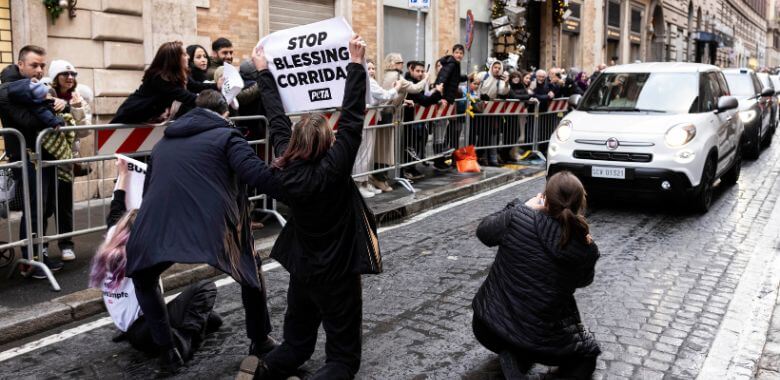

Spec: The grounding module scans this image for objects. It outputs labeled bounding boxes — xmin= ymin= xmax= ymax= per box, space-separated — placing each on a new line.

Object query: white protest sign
xmin=113 ymin=154 xmax=147 ymax=210
xmin=258 ymin=17 xmax=356 ymax=113
xmin=222 ymin=62 xmax=244 ymax=109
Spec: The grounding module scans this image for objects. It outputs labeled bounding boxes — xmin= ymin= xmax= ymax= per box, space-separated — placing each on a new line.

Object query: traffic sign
xmin=408 ymin=0 xmax=430 ymax=9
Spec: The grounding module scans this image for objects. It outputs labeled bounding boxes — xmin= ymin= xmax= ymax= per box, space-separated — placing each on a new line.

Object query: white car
xmin=547 ymin=63 xmax=743 ymax=212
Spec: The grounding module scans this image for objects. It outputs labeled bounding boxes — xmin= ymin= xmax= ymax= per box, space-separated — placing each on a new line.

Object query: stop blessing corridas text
xmin=273 ymin=32 xmax=349 ymax=88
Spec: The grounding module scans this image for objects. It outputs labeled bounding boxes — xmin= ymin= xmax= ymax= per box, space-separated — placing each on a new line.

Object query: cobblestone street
xmin=2 ymin=139 xmax=780 ymax=379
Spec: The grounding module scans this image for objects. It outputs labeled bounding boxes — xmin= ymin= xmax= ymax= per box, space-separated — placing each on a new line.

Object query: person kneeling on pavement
xmin=89 ymin=159 xmax=222 ymax=369
xmin=472 ymin=171 xmax=601 ymax=379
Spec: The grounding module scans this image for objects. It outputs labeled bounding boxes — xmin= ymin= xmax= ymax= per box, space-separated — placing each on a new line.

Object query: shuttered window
xmin=269 ymin=0 xmax=336 ymax=33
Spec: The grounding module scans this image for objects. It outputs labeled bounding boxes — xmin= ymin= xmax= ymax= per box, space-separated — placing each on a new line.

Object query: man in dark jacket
xmin=206 ymin=37 xmax=234 ymax=79
xmin=0 ymin=45 xmax=66 ymax=277
xmin=401 ymin=61 xmax=440 ymax=179
xmin=530 ymin=69 xmax=556 ymax=112
xmin=125 ymin=89 xmax=285 ymax=373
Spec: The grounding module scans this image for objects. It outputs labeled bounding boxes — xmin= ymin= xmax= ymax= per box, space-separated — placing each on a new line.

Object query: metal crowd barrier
xmin=15 ymin=96 xmax=571 ymax=291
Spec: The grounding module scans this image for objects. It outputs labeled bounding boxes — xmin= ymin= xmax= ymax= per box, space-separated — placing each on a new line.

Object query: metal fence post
xmin=463 ymin=106 xmax=471 ymax=148
xmin=531 ymin=105 xmax=540 ymax=154
xmin=393 ymin=104 xmax=403 ymax=181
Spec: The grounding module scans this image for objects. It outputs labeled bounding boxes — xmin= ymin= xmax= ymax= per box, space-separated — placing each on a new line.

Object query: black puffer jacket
xmin=0 ymin=65 xmax=53 ymax=161
xmin=472 ymin=199 xmax=601 ymax=359
xmin=435 ymin=55 xmax=463 ymax=104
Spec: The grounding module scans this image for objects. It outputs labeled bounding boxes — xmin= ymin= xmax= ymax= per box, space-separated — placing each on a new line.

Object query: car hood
xmin=565 ymin=111 xmax=699 ymax=135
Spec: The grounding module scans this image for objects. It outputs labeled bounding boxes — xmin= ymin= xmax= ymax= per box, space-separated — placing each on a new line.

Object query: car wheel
xmin=721 ymin=143 xmax=741 ymax=186
xmin=691 ymin=156 xmax=716 ymax=213
xmin=746 ymin=126 xmax=761 ymax=159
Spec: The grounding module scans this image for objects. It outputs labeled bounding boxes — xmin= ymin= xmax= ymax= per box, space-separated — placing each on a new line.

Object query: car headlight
xmin=739 ymin=110 xmax=757 ymax=123
xmin=555 ymin=120 xmax=573 ymax=142
xmin=665 ymin=123 xmax=696 ymax=148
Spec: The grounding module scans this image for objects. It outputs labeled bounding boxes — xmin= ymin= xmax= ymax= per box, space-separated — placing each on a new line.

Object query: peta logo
xmin=309 ymin=88 xmax=332 ymax=102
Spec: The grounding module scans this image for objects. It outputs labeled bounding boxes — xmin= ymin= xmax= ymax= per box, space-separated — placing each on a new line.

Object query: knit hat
xmin=29 ymin=80 xmax=49 ymax=101
xmin=48 ymin=59 xmax=77 ymax=80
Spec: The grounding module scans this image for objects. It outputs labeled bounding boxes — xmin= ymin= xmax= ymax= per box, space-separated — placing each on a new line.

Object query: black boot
xmin=499 ymin=350 xmax=532 ymax=380
xmin=249 ymin=336 xmax=279 ymax=357
xmin=158 ymin=346 xmax=184 ymax=375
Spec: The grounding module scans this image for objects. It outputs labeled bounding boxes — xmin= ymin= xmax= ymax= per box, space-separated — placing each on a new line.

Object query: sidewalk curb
xmin=0 ymin=165 xmax=544 ymax=346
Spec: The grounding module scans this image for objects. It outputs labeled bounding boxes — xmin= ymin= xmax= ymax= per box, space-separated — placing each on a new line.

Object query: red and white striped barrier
xmin=482 ymin=101 xmax=530 ymax=114
xmin=322 ymin=109 xmax=379 ymax=131
xmin=548 ymin=98 xmax=569 ymax=112
xmin=98 ymin=126 xmax=165 ymax=155
xmin=413 ymin=103 xmax=456 ymax=121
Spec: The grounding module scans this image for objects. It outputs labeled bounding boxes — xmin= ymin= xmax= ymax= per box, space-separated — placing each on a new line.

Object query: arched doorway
xmin=649 ymin=1 xmax=666 ymax=62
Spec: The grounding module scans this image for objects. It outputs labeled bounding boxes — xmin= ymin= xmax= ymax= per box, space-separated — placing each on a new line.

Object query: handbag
xmin=452 ymin=145 xmax=481 ymax=173
xmin=0 ymin=168 xmax=23 ymax=212
xmin=350 ymin=183 xmax=383 ymax=275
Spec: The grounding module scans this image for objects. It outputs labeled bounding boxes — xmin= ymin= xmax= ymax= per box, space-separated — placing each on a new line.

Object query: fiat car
xmin=547 ymin=63 xmax=743 ymax=212
xmin=723 ymin=68 xmax=775 ymax=157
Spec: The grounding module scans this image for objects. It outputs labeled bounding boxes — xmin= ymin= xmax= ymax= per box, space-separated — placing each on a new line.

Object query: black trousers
xmin=265 ymin=274 xmax=363 ymax=380
xmin=132 ymin=262 xmax=272 ymax=352
xmin=125 ymin=279 xmax=217 ymax=359
xmin=55 ymin=179 xmax=74 ymax=250
xmin=472 ymin=316 xmax=597 ymax=380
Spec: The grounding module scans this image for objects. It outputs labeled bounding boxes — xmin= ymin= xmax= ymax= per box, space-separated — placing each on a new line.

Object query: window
xmin=607 ymin=1 xmax=621 ymax=29
xmin=630 ymin=8 xmax=642 ymax=34
xmin=579 ymin=72 xmax=700 ymax=114
xmin=701 ymin=73 xmax=721 ymax=112
xmin=717 ymin=73 xmax=730 ymax=96
xmin=569 ymin=2 xmax=581 ymax=19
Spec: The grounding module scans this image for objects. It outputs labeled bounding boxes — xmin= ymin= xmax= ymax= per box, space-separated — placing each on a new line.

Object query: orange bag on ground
xmin=453 ymin=145 xmax=481 ymax=173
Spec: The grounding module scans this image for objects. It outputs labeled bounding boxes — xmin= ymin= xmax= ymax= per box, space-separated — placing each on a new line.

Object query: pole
xmin=415 ymin=8 xmax=422 ymax=60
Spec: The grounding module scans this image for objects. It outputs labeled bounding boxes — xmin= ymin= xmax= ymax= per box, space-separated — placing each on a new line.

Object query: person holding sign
xmin=247 ymin=35 xmax=376 ymax=380
xmin=124 ymin=89 xmax=286 ymax=374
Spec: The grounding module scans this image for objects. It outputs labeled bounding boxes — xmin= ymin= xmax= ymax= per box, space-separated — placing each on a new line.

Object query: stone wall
xmin=351 ymin=0 xmax=378 ymax=64
xmin=436 ymin=0 xmax=457 ymax=58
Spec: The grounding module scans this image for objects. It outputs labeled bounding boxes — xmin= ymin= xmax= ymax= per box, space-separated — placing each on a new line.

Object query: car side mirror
xmin=716 ymin=96 xmax=738 ymax=113
xmin=761 ymin=88 xmax=775 ymax=97
xmin=568 ymin=94 xmax=582 ymax=109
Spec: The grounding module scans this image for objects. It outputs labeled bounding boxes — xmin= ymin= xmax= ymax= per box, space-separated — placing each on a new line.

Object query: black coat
xmin=472 ymin=199 xmax=601 ymax=359
xmin=111 ymin=75 xmax=201 ymax=124
xmin=125 ymin=107 xmax=284 ymax=289
xmin=435 ymin=55 xmax=463 ymax=104
xmin=0 ymin=65 xmax=53 ymax=161
xmin=404 ymin=72 xmax=441 ymax=122
xmin=559 ymin=77 xmax=583 ymax=97
xmin=508 ymin=82 xmax=532 ymax=101
xmin=259 ymin=62 xmax=370 ymax=284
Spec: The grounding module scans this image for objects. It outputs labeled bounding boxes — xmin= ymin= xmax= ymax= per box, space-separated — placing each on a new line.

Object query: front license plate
xmin=591 ymin=166 xmax=625 ymax=179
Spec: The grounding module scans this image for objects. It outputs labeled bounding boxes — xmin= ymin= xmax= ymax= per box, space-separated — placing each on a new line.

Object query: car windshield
xmin=724 ymin=73 xmax=756 ymax=97
xmin=757 ymin=74 xmax=773 ymax=90
xmin=579 ymin=72 xmax=698 ymax=114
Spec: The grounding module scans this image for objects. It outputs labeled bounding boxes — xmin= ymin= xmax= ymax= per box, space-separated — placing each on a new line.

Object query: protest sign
xmin=222 ymin=62 xmax=244 ymax=109
xmin=258 ymin=17 xmax=366 ymax=113
xmin=113 ymin=154 xmax=147 ymax=210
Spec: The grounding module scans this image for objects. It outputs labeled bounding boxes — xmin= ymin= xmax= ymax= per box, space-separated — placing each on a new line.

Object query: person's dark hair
xmin=509 ymin=71 xmax=524 ymax=82
xmin=452 ymin=44 xmax=465 ymax=53
xmin=18 ymin=45 xmax=46 ymax=62
xmin=212 ymin=37 xmax=233 ymax=52
xmin=272 ymin=114 xmax=334 ymax=169
xmin=186 ymin=44 xmax=211 ymax=82
xmin=196 ymin=90 xmax=229 ymax=115
xmin=407 ymin=60 xmax=424 ymax=71
xmin=543 ymin=171 xmax=590 ymax=248
xmin=144 ymin=41 xmax=188 ymax=87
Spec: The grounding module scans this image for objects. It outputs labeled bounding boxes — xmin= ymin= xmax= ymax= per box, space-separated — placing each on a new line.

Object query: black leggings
xmin=125 ymin=279 xmax=217 ymax=359
xmin=472 ymin=317 xmax=597 ymax=380
xmin=132 ymin=262 xmax=272 ymax=352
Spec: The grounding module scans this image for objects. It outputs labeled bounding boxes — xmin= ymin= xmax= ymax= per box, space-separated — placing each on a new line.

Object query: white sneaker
xmin=358 ymin=186 xmax=375 ymax=198
xmin=365 ymin=183 xmax=382 ymax=194
xmin=61 ymin=248 xmax=76 ymax=261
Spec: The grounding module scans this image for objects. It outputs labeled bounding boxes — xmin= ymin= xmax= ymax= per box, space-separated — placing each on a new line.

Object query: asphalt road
xmin=2 ymin=135 xmax=780 ymax=379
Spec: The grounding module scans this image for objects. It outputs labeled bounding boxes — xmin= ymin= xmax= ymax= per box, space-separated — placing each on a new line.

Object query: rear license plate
xmin=591 ymin=166 xmax=625 ymax=179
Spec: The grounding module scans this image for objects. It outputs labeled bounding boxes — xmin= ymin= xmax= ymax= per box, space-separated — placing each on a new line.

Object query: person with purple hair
xmin=89 ymin=159 xmax=222 ymax=371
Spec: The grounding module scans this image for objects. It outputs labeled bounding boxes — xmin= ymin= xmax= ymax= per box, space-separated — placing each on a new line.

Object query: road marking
xmin=0 ymin=173 xmax=544 ymax=362
xmin=697 ymin=192 xmax=780 ymax=379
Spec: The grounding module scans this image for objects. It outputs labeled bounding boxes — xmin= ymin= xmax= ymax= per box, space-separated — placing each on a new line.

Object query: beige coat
xmin=381 ymin=70 xmax=427 ymax=107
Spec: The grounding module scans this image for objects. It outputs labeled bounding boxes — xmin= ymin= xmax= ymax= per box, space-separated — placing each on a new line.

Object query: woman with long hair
xmin=112 ymin=41 xmax=219 ymax=124
xmin=124 ymin=89 xmax=285 ymax=374
xmin=90 ymin=160 xmax=221 ymax=370
xmin=186 ymin=44 xmax=211 ymax=84
xmin=472 ymin=171 xmax=601 ymax=379
xmin=244 ymin=35 xmax=377 ymax=380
